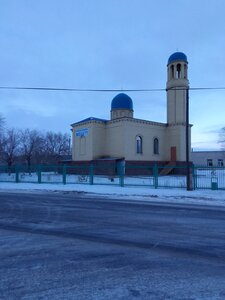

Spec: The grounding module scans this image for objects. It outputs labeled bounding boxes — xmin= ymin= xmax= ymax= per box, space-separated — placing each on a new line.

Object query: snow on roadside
xmin=0 ymin=182 xmax=225 ymax=207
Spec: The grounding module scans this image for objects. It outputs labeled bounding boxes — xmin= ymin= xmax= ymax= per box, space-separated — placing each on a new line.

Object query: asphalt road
xmin=0 ymin=191 xmax=225 ymax=300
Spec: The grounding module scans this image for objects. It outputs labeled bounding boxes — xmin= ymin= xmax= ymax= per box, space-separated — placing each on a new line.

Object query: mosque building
xmin=71 ymin=52 xmax=191 ymax=167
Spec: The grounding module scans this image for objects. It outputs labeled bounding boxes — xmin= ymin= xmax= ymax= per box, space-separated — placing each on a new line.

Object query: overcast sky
xmin=1 ymin=0 xmax=225 ymax=150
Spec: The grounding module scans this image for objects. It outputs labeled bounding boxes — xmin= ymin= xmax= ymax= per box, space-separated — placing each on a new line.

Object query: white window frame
xmin=207 ymin=159 xmax=213 ymax=167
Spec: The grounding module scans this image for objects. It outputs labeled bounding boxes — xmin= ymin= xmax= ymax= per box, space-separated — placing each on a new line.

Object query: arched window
xmin=176 ymin=64 xmax=181 ymax=78
xmin=79 ymin=136 xmax=86 ymax=155
xmin=170 ymin=65 xmax=174 ymax=79
xmin=184 ymin=64 xmax=187 ymax=79
xmin=153 ymin=138 xmax=159 ymax=155
xmin=136 ymin=136 xmax=142 ymax=154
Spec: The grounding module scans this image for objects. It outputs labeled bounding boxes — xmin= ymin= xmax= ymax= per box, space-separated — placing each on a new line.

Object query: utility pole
xmin=186 ymin=87 xmax=192 ymax=190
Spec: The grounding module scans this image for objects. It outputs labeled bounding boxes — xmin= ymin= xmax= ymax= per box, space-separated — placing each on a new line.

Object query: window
xmin=153 ymin=138 xmax=159 ymax=155
xmin=79 ymin=136 xmax=86 ymax=155
xmin=207 ymin=159 xmax=213 ymax=167
xmin=170 ymin=65 xmax=174 ymax=79
xmin=176 ymin=64 xmax=181 ymax=78
xmin=218 ymin=159 xmax=224 ymax=167
xmin=136 ymin=136 xmax=142 ymax=154
xmin=184 ymin=64 xmax=187 ymax=79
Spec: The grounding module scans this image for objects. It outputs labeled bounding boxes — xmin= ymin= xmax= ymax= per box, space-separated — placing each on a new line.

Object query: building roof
xmin=168 ymin=52 xmax=188 ymax=65
xmin=108 ymin=116 xmax=166 ymax=127
xmin=71 ymin=115 xmax=166 ymax=127
xmin=71 ymin=117 xmax=108 ymax=126
xmin=111 ymin=93 xmax=133 ymax=110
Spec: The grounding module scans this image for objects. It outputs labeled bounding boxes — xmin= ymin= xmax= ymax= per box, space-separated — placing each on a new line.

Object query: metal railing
xmin=0 ymin=164 xmax=224 ymax=190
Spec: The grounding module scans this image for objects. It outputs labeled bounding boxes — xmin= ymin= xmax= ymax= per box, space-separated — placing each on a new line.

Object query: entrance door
xmin=171 ymin=146 xmax=177 ymax=161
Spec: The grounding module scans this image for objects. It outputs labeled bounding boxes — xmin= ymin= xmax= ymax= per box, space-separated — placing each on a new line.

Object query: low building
xmin=191 ymin=151 xmax=225 ymax=167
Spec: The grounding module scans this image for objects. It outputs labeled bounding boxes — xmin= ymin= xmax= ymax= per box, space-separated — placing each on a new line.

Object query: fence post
xmin=192 ymin=165 xmax=196 ymax=190
xmin=63 ymin=165 xmax=67 ymax=185
xmin=119 ymin=163 xmax=124 ymax=187
xmin=15 ymin=165 xmax=19 ymax=183
xmin=89 ymin=164 xmax=94 ymax=185
xmin=153 ymin=164 xmax=158 ymax=189
xmin=38 ymin=165 xmax=42 ymax=184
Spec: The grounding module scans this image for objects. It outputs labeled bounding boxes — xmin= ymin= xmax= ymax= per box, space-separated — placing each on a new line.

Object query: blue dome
xmin=111 ymin=93 xmax=133 ymax=110
xmin=168 ymin=52 xmax=188 ymax=65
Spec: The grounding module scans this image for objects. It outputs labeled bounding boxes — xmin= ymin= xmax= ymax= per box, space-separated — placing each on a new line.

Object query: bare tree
xmin=0 ymin=114 xmax=5 ymax=147
xmin=19 ymin=129 xmax=43 ymax=167
xmin=0 ymin=126 xmax=71 ymax=167
xmin=0 ymin=114 xmax=4 ymax=158
xmin=0 ymin=128 xmax=20 ymax=168
xmin=218 ymin=127 xmax=225 ymax=150
xmin=43 ymin=131 xmax=71 ymax=163
xmin=0 ymin=114 xmax=4 ymax=132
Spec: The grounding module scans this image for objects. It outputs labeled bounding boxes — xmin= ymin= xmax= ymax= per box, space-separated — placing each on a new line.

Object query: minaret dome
xmin=167 ymin=51 xmax=188 ymax=84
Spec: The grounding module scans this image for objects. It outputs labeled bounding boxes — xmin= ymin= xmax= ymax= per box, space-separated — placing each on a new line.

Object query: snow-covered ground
xmin=0 ymin=179 xmax=225 ymax=207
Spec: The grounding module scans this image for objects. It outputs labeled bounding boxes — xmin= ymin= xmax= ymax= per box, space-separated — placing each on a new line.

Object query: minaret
xmin=166 ymin=52 xmax=189 ymax=125
xmin=166 ymin=52 xmax=191 ymax=162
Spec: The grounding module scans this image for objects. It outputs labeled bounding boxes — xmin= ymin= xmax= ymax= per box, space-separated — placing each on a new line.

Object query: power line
xmin=0 ymin=86 xmax=164 ymax=92
xmin=0 ymin=86 xmax=225 ymax=92
xmin=189 ymin=87 xmax=225 ymax=90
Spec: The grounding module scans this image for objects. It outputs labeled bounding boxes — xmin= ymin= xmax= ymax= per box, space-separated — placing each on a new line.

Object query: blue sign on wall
xmin=76 ymin=128 xmax=89 ymax=137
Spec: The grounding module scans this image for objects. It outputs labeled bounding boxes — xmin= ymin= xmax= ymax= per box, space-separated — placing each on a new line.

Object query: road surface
xmin=0 ymin=191 xmax=225 ymax=299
